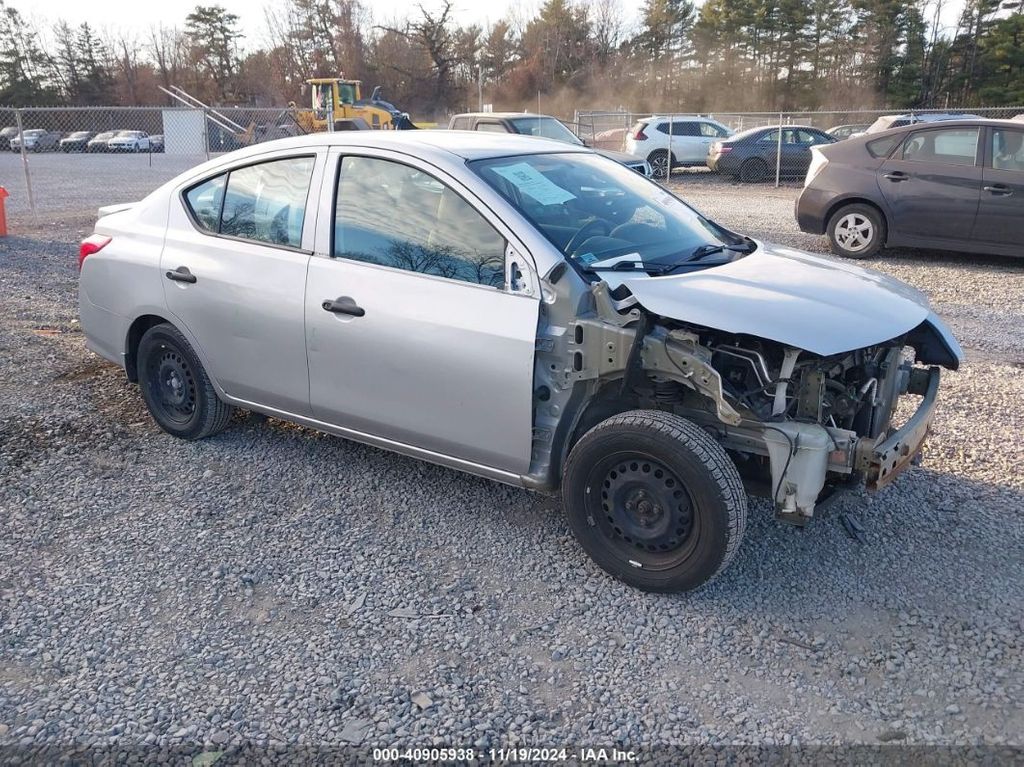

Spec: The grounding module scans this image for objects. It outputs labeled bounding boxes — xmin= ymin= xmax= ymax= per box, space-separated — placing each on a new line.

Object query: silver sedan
xmin=78 ymin=131 xmax=961 ymax=592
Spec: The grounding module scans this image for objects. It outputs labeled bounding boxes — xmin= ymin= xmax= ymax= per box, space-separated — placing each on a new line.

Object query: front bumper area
xmin=861 ymin=366 xmax=941 ymax=491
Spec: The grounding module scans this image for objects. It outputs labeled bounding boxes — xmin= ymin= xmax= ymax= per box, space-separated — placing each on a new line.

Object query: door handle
xmin=983 ymin=184 xmax=1012 ymax=196
xmin=883 ymin=171 xmax=908 ymax=182
xmin=165 ymin=266 xmax=197 ymax=283
xmin=322 ymin=296 xmax=365 ymax=317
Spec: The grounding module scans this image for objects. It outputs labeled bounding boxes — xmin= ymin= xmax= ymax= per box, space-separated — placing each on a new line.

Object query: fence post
xmin=203 ymin=108 xmax=211 ymax=161
xmin=666 ymin=113 xmax=673 ymax=183
xmin=14 ymin=109 xmax=35 ymax=215
xmin=775 ymin=111 xmax=783 ymax=188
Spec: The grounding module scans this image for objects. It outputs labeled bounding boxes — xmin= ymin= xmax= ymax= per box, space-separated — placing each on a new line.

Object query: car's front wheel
xmin=137 ymin=323 xmax=234 ymax=440
xmin=827 ymin=203 xmax=886 ymax=259
xmin=562 ymin=410 xmax=747 ymax=593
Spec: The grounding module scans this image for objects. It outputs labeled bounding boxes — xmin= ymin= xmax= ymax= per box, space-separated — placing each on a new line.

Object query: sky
xmin=14 ymin=0 xmax=967 ymax=53
xmin=14 ymin=0 xmax=547 ymax=51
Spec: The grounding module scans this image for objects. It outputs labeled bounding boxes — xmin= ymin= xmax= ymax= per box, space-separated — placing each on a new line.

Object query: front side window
xmin=471 ymin=153 xmax=748 ymax=277
xmin=902 ymin=128 xmax=979 ymax=166
xmin=509 ymin=117 xmax=583 ymax=145
xmin=333 ymin=156 xmax=506 ymax=288
xmin=184 ymin=156 xmax=314 ymax=247
xmin=991 ymin=128 xmax=1024 ymax=171
xmin=699 ymin=122 xmax=727 ymax=137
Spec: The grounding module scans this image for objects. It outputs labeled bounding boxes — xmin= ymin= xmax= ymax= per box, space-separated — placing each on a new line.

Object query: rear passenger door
xmin=972 ymin=126 xmax=1024 ymax=247
xmin=876 ymin=126 xmax=982 ymax=242
xmin=161 ymin=150 xmax=325 ymax=415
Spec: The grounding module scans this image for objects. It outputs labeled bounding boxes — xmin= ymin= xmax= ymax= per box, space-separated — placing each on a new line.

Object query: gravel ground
xmin=1 ymin=174 xmax=1022 ymax=759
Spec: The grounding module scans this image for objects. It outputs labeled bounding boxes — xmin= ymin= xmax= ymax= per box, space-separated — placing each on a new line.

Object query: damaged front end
xmin=529 ymin=275 xmax=959 ymax=525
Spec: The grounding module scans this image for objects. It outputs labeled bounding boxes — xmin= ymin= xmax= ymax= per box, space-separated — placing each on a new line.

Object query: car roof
xmin=211 ymin=130 xmax=589 ymax=163
xmin=644 ymin=115 xmax=715 ymax=122
xmin=452 ymin=112 xmax=558 ymax=120
xmin=728 ymin=124 xmax=823 ymax=140
xmin=863 ymin=117 xmax=1022 ymax=137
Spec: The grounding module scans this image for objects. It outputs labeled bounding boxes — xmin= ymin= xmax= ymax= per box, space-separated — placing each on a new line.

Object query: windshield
xmin=509 ymin=117 xmax=583 ymax=146
xmin=471 ymin=152 xmax=749 ymax=275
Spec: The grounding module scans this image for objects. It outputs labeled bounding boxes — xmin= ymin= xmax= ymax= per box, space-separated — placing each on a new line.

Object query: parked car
xmin=107 ymin=130 xmax=151 ymax=152
xmin=796 ymin=118 xmax=1023 ymax=260
xmin=87 ymin=131 xmax=118 ymax=152
xmin=60 ymin=131 xmax=95 ymax=152
xmin=150 ymin=134 xmax=165 ymax=153
xmin=10 ymin=129 xmax=62 ymax=152
xmin=707 ymin=125 xmax=836 ymax=182
xmin=624 ymin=115 xmax=733 ymax=178
xmin=448 ymin=112 xmax=650 ymax=176
xmin=78 ymin=131 xmax=961 ymax=592
xmin=826 ymin=124 xmax=870 ymax=140
xmin=861 ymin=112 xmax=981 ymax=136
xmin=0 ymin=126 xmax=18 ymax=151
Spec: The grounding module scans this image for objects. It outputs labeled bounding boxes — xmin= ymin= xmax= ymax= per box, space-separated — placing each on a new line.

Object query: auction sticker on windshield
xmin=492 ymin=162 xmax=576 ymax=205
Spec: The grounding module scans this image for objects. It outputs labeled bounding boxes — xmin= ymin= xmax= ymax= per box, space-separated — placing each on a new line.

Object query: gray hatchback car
xmin=796 ymin=118 xmax=1024 ymax=259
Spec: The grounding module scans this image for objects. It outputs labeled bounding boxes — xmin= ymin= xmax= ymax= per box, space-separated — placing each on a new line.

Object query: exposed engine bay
xmin=528 ymin=278 xmax=953 ymax=525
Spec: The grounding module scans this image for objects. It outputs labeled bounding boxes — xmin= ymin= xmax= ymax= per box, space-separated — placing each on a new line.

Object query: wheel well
xmin=124 ymin=314 xmax=169 ymax=382
xmin=647 ymin=148 xmax=675 ymax=162
xmin=825 ymin=198 xmax=888 ymax=237
xmin=560 ymin=382 xmax=640 ymax=476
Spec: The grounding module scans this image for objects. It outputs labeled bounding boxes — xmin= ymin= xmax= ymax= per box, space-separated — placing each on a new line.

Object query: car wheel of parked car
xmin=137 ymin=323 xmax=234 ymax=440
xmin=647 ymin=150 xmax=672 ymax=180
xmin=739 ymin=158 xmax=769 ymax=183
xmin=562 ymin=410 xmax=747 ymax=593
xmin=827 ymin=203 xmax=886 ymax=259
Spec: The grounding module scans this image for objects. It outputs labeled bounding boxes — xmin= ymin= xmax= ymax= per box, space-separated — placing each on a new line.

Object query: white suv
xmin=624 ymin=116 xmax=732 ymax=178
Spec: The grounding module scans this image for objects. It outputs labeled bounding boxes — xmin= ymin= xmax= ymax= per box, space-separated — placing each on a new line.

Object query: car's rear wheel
xmin=562 ymin=410 xmax=747 ymax=593
xmin=647 ymin=150 xmax=672 ymax=180
xmin=137 ymin=323 xmax=234 ymax=440
xmin=827 ymin=203 xmax=885 ymax=259
xmin=739 ymin=158 xmax=769 ymax=183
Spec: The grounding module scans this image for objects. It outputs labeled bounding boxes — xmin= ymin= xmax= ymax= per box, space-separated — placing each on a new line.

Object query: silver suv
xmin=78 ymin=131 xmax=962 ymax=592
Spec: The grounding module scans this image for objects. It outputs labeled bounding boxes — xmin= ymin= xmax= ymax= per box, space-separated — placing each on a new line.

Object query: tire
xmin=827 ymin=203 xmax=886 ymax=259
xmin=136 ymin=323 xmax=234 ymax=440
xmin=562 ymin=410 xmax=747 ymax=593
xmin=739 ymin=158 xmax=769 ymax=183
xmin=647 ymin=150 xmax=672 ymax=180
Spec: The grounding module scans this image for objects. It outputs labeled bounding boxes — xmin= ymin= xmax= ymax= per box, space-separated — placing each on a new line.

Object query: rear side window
xmin=658 ymin=121 xmax=699 ymax=137
xmin=902 ymin=127 xmax=979 ymax=167
xmin=451 ymin=117 xmax=470 ymax=130
xmin=866 ymin=136 xmax=900 ymax=158
xmin=475 ymin=122 xmax=509 ymax=133
xmin=185 ymin=156 xmax=315 ymax=248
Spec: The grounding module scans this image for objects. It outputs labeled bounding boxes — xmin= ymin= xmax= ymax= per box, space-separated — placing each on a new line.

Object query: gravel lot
xmin=1 ymin=170 xmax=1022 ymax=758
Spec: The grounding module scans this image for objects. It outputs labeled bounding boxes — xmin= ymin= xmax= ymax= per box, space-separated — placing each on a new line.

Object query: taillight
xmin=633 ymin=126 xmax=648 ymax=140
xmin=718 ymin=145 xmax=733 ymax=153
xmin=78 ymin=234 xmax=111 ymax=270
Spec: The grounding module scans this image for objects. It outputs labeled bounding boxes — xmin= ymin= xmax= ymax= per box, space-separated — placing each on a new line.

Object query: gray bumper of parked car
xmin=794 ymin=186 xmax=832 ymax=234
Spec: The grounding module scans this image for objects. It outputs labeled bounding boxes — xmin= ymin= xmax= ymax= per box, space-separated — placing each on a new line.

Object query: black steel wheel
xmin=563 ymin=410 xmax=747 ymax=592
xmin=137 ymin=323 xmax=234 ymax=440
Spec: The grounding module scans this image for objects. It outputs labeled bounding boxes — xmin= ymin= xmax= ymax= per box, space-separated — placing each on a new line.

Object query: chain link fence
xmin=575 ymin=106 xmax=1024 ymax=184
xmin=0 ymin=106 xmax=308 ymax=225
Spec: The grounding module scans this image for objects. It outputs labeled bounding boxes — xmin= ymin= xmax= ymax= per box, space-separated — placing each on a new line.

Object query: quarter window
xmin=185 ymin=174 xmax=226 ymax=232
xmin=902 ymin=128 xmax=979 ymax=166
xmin=333 ymin=156 xmax=507 ymax=288
xmin=183 ymin=156 xmax=315 ymax=247
xmin=991 ymin=128 xmax=1024 ymax=171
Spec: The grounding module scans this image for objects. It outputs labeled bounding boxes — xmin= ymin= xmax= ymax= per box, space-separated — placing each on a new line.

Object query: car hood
xmin=602 ymin=242 xmax=962 ymax=360
xmin=596 ymin=148 xmax=644 ymax=165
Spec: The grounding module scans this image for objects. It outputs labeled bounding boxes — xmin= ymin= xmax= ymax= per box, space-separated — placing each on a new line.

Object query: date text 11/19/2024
xmin=372 ymin=746 xmax=639 ymax=762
